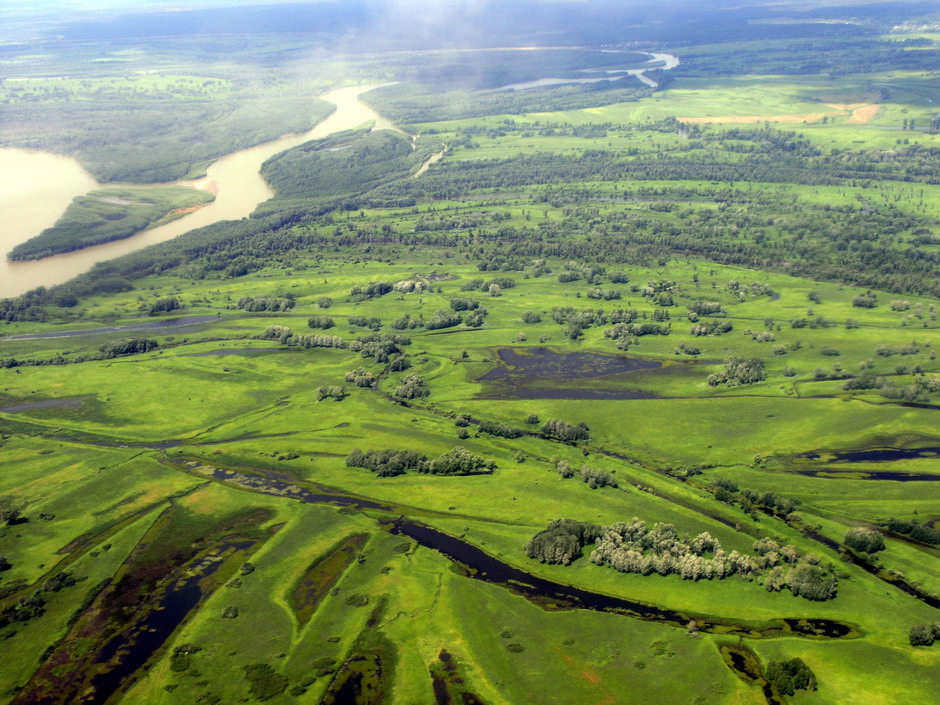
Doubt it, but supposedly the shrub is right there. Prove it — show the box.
[307,315,335,329]
[541,418,590,442]
[242,664,288,702]
[395,375,429,399]
[424,447,495,475]
[909,623,940,646]
[146,296,182,315]
[99,338,158,358]
[844,527,885,554]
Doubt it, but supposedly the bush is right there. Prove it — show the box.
[521,312,542,324]
[909,623,940,646]
[99,338,158,358]
[426,310,462,330]
[238,296,293,312]
[478,420,525,439]
[147,296,182,315]
[541,418,590,443]
[242,664,288,701]
[844,527,885,554]
[525,519,602,565]
[350,281,393,300]
[424,447,495,475]
[766,658,817,695]
[395,375,429,399]
[707,357,766,387]
[348,315,382,330]
[450,297,480,311]
[346,448,426,477]
[307,315,335,329]
[344,368,376,387]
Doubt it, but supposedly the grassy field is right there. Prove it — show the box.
[3,249,940,704]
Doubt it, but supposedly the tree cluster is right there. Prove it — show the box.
[525,519,603,565]
[346,446,494,477]
[351,333,411,362]
[555,460,618,489]
[886,518,940,545]
[261,325,346,349]
[844,527,885,555]
[315,386,347,402]
[146,296,182,316]
[238,296,294,312]
[707,357,766,387]
[766,658,817,695]
[395,374,429,399]
[909,623,940,647]
[541,418,591,443]
[344,368,376,388]
[98,337,159,359]
[478,420,525,439]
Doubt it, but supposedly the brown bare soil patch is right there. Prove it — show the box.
[848,104,881,123]
[679,111,838,124]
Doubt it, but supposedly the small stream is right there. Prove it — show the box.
[90,539,254,704]
[389,519,857,639]
[1,315,220,341]
[170,457,859,640]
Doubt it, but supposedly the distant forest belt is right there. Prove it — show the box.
[678,103,879,124]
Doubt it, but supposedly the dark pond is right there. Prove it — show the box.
[799,446,940,464]
[180,347,287,357]
[477,347,661,399]
[0,397,83,413]
[179,460,395,512]
[793,470,940,482]
[2,315,219,341]
[390,519,857,640]
[720,644,784,705]
[86,538,255,705]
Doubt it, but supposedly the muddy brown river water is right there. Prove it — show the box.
[0,84,393,299]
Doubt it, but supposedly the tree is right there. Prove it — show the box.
[852,292,878,308]
[307,315,335,329]
[395,375,429,399]
[146,296,182,315]
[766,658,817,695]
[844,527,885,554]
[541,418,590,443]
[909,623,940,646]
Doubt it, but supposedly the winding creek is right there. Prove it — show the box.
[500,51,679,91]
[171,456,860,641]
[0,84,394,299]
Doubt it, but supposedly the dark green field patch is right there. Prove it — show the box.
[290,532,369,629]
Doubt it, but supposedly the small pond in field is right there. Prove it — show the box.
[477,347,661,400]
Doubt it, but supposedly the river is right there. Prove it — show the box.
[0,84,393,299]
[1,50,680,300]
[500,51,680,91]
